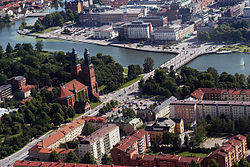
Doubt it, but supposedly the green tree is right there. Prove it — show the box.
[101,153,112,165]
[208,159,219,167]
[81,151,97,164]
[35,40,43,52]
[53,112,64,126]
[6,42,13,54]
[184,134,189,148]
[24,109,35,124]
[122,108,136,118]
[33,20,43,32]
[0,45,4,59]
[65,151,80,163]
[143,57,154,73]
[0,74,7,85]
[198,31,210,42]
[67,106,75,119]
[48,150,60,162]
[128,64,143,80]
[83,122,94,136]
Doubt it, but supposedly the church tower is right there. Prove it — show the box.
[70,48,82,79]
[80,49,99,98]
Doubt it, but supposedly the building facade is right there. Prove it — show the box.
[78,124,120,160]
[125,21,152,40]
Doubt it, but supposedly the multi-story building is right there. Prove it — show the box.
[65,0,93,13]
[83,116,107,130]
[93,25,117,39]
[29,117,85,160]
[153,96,177,119]
[170,100,250,122]
[139,16,168,27]
[8,76,26,92]
[0,84,12,102]
[79,8,144,26]
[124,21,152,40]
[111,130,151,166]
[191,88,250,101]
[170,100,197,123]
[243,7,250,17]
[151,25,180,41]
[178,24,195,39]
[145,118,184,142]
[78,124,120,160]
[204,135,247,167]
[197,22,218,35]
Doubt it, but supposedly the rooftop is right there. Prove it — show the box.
[101,8,142,14]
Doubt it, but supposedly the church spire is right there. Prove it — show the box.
[72,48,78,66]
[84,48,91,66]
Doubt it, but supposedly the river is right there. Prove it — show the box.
[0,7,175,67]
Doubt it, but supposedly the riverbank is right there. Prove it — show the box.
[218,44,250,53]
[18,29,180,54]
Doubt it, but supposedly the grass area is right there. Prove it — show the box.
[118,75,143,90]
[123,67,128,75]
[98,85,106,91]
[177,151,207,158]
[90,101,102,109]
[219,45,250,53]
[35,26,59,34]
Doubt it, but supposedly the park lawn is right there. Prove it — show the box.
[35,26,59,34]
[220,45,250,52]
[118,75,143,90]
[177,151,207,158]
[90,101,102,109]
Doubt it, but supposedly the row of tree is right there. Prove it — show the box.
[140,66,250,99]
[198,20,250,43]
[0,14,11,26]
[98,100,118,116]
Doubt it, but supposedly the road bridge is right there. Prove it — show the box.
[26,13,49,17]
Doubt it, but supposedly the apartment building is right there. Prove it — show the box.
[191,88,250,101]
[178,24,195,39]
[111,130,151,166]
[145,118,184,142]
[78,124,120,160]
[0,84,12,102]
[83,116,107,130]
[125,21,152,40]
[170,100,250,123]
[139,16,168,27]
[29,117,85,160]
[204,135,247,167]
[153,96,177,119]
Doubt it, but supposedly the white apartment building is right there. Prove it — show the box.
[78,124,120,160]
[0,84,12,102]
[151,25,180,41]
[93,25,117,39]
[126,21,152,40]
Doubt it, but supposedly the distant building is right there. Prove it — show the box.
[243,7,250,17]
[83,116,107,130]
[197,22,218,35]
[151,25,180,41]
[145,118,184,142]
[153,96,177,119]
[107,117,143,135]
[78,124,120,159]
[139,16,168,27]
[93,25,117,39]
[79,8,144,26]
[65,0,93,13]
[121,21,152,40]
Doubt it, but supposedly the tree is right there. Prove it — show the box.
[122,108,136,118]
[172,134,181,149]
[33,20,43,32]
[6,42,13,54]
[67,106,75,119]
[143,57,154,73]
[65,151,80,163]
[53,112,64,126]
[0,74,7,85]
[197,31,210,42]
[83,122,94,136]
[24,109,35,124]
[0,45,4,58]
[184,134,189,148]
[49,150,60,162]
[128,64,143,80]
[208,159,219,167]
[35,40,43,52]
[101,153,112,165]
[81,151,97,164]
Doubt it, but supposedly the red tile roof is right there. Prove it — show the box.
[58,86,73,99]
[64,79,87,93]
[83,116,107,123]
[14,160,128,167]
[20,97,33,105]
[21,85,36,93]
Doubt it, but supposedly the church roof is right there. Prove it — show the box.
[64,79,87,92]
[58,86,73,99]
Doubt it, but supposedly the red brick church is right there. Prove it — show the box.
[56,48,99,112]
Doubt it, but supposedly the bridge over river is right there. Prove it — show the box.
[25,12,49,17]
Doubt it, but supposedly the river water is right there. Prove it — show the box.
[0,8,175,67]
[0,8,249,75]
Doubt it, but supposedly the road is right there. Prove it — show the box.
[1,39,223,166]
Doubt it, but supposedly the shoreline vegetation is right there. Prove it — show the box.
[218,44,250,53]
